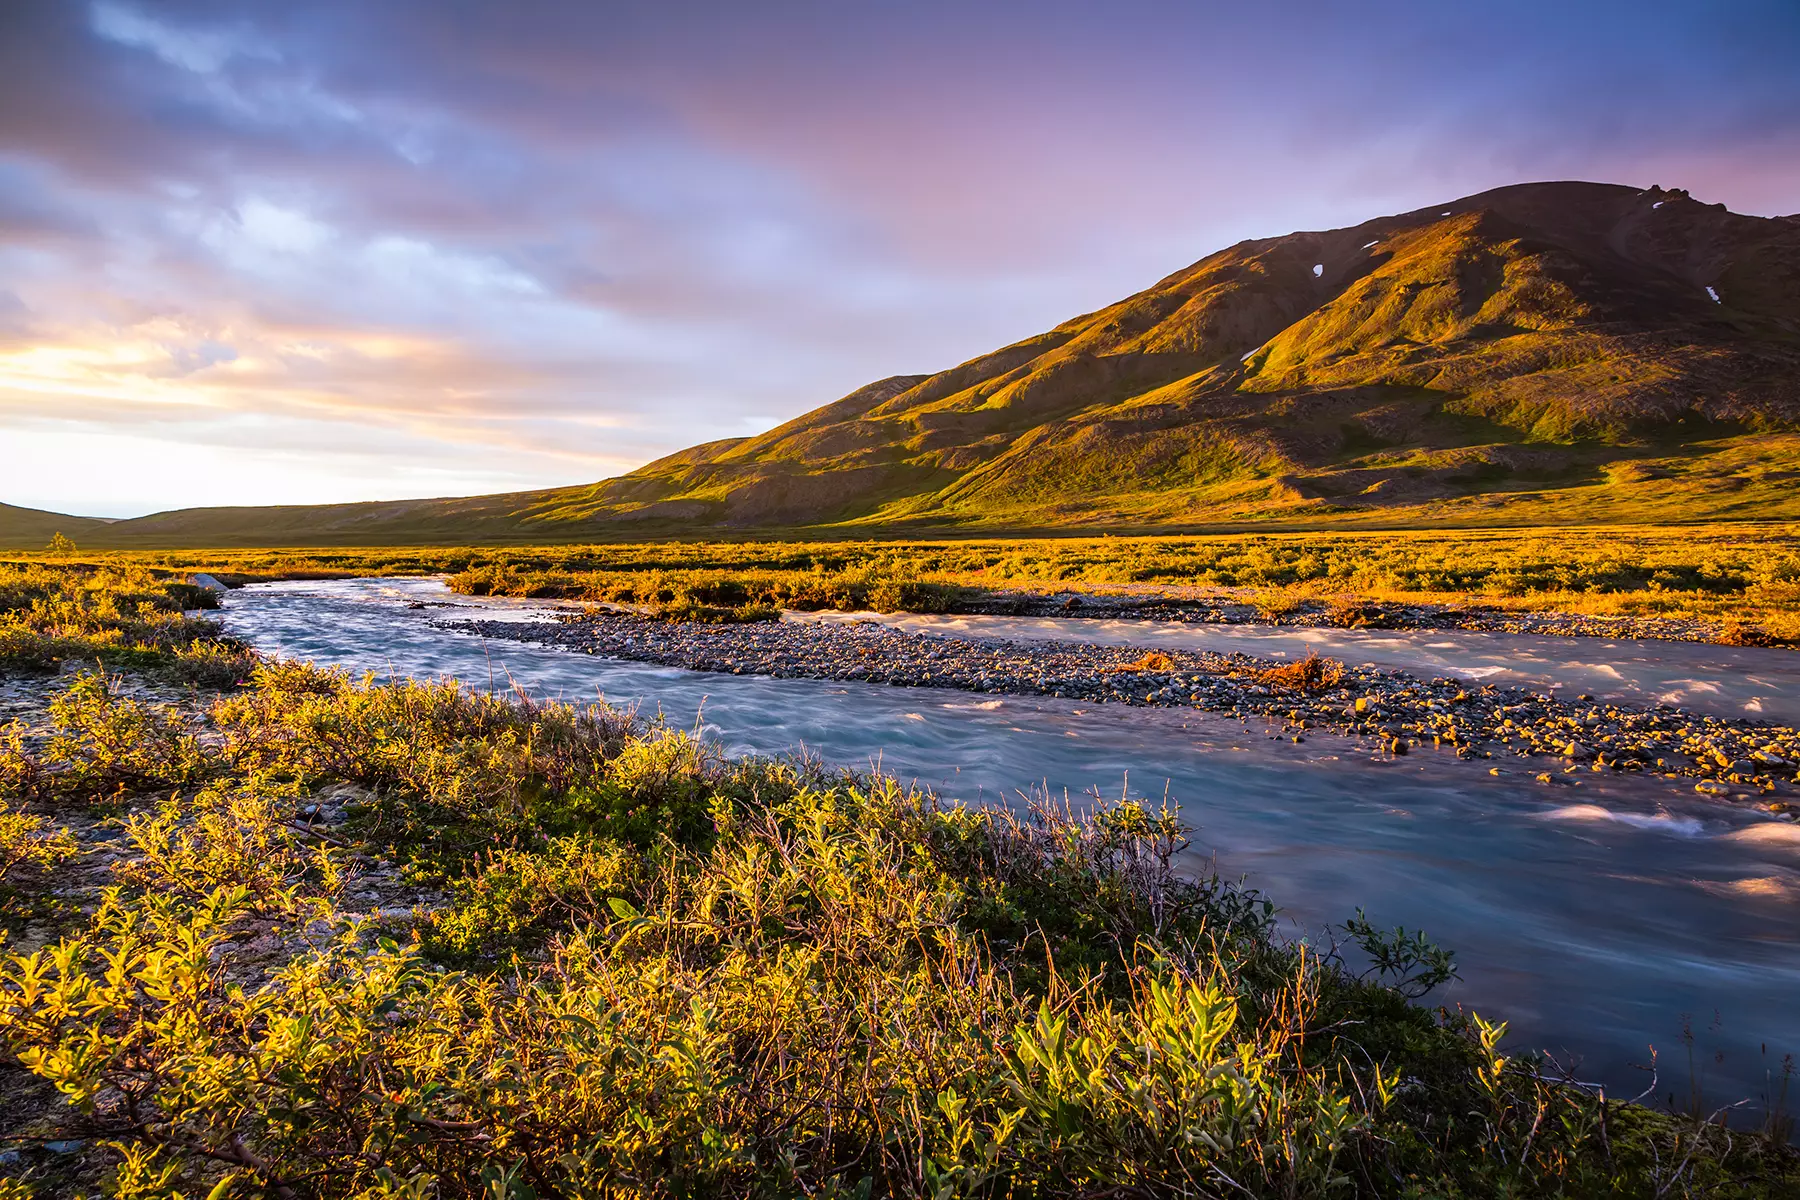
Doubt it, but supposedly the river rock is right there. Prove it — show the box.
[451,609,1800,809]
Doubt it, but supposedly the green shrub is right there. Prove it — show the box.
[42,671,209,796]
[426,835,638,959]
[0,565,1795,1195]
[0,561,244,675]
[655,597,781,623]
[0,621,71,673]
[115,787,344,914]
[0,802,75,886]
[167,638,258,689]
[0,779,1382,1199]
[0,799,77,927]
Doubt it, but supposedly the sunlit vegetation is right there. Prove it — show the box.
[0,566,1796,1196]
[429,527,1800,640]
[1254,649,1346,693]
[22,521,1799,638]
[0,562,255,685]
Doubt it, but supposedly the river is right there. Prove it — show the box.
[216,576,1800,1112]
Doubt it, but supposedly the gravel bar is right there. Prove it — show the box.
[457,611,1800,814]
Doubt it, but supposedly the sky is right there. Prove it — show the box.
[2,1,1799,517]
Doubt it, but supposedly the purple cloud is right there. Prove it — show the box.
[0,0,1796,514]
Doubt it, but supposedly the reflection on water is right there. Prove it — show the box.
[219,577,1800,1109]
[797,611,1800,723]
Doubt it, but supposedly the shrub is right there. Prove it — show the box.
[215,663,633,817]
[115,788,345,914]
[7,770,1780,1197]
[0,800,77,925]
[167,638,258,689]
[656,597,781,623]
[1325,597,1395,628]
[0,561,242,675]
[0,780,1384,1199]
[1255,650,1346,693]
[1718,619,1782,647]
[0,622,70,673]
[42,671,209,795]
[0,721,45,801]
[1107,650,1176,673]
[426,835,638,959]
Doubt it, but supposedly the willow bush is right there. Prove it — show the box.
[0,561,253,684]
[0,565,1795,1196]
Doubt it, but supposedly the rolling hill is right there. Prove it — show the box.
[0,503,116,547]
[10,180,1800,547]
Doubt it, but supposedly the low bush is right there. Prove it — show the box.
[5,751,1794,1196]
[0,561,245,679]
[0,800,76,928]
[21,671,211,800]
[167,638,259,689]
[0,565,1795,1196]
[424,834,638,959]
[447,561,964,617]
[0,805,76,887]
[115,788,345,914]
[1325,597,1397,628]
[655,598,781,623]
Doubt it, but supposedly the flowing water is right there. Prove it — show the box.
[796,611,1800,723]
[217,577,1800,1110]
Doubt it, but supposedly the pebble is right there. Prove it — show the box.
[457,612,1800,805]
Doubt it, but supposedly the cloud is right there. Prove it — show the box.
[0,0,1797,514]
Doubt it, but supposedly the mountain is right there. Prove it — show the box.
[11,180,1800,547]
[546,180,1800,529]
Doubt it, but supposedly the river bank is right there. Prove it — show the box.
[460,609,1800,810]
[956,584,1789,645]
[8,566,1800,1192]
[213,576,1800,1118]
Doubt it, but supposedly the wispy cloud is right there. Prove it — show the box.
[1,0,1797,515]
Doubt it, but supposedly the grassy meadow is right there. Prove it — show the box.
[15,521,1800,639]
[0,563,1796,1196]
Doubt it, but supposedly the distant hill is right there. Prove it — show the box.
[11,180,1800,547]
[0,503,115,548]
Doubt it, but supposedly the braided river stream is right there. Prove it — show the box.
[217,577,1800,1112]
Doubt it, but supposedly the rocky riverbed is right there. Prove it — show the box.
[458,610,1800,813]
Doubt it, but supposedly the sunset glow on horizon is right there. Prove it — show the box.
[3,0,1798,516]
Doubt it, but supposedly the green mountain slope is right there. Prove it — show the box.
[561,180,1800,530]
[13,180,1800,546]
